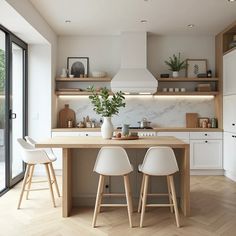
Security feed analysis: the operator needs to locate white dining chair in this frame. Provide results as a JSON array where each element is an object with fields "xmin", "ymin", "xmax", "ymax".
[
  {"xmin": 17, "ymin": 138, "xmax": 60, "ymax": 209},
  {"xmin": 92, "ymin": 146, "xmax": 133, "ymax": 228},
  {"xmin": 138, "ymin": 146, "xmax": 180, "ymax": 228}
]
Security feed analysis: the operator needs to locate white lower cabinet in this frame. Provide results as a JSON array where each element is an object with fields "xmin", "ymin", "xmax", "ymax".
[
  {"xmin": 223, "ymin": 132, "xmax": 236, "ymax": 181},
  {"xmin": 190, "ymin": 140, "xmax": 223, "ymax": 169}
]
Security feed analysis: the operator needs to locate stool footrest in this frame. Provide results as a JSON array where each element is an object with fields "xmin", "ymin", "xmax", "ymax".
[
  {"xmin": 24, "ymin": 188, "xmax": 49, "ymax": 192},
  {"xmin": 146, "ymin": 203, "xmax": 174, "ymax": 207},
  {"xmin": 103, "ymin": 193, "xmax": 126, "ymax": 197},
  {"xmin": 147, "ymin": 193, "xmax": 169, "ymax": 197},
  {"xmin": 100, "ymin": 204, "xmax": 127, "ymax": 207}
]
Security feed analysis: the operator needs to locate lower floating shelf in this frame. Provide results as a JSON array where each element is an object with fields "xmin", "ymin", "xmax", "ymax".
[{"xmin": 56, "ymin": 90, "xmax": 219, "ymax": 96}]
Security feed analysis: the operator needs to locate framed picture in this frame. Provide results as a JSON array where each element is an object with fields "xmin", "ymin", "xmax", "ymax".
[
  {"xmin": 198, "ymin": 117, "xmax": 209, "ymax": 128},
  {"xmin": 186, "ymin": 59, "xmax": 207, "ymax": 78},
  {"xmin": 67, "ymin": 57, "xmax": 89, "ymax": 77}
]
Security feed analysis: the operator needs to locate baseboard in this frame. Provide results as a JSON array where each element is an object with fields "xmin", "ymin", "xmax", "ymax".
[
  {"xmin": 224, "ymin": 170, "xmax": 236, "ymax": 182},
  {"xmin": 190, "ymin": 169, "xmax": 224, "ymax": 175}
]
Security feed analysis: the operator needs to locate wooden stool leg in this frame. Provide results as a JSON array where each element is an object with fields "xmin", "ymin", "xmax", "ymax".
[
  {"xmin": 17, "ymin": 164, "xmax": 31, "ymax": 209},
  {"xmin": 124, "ymin": 175, "xmax": 133, "ymax": 227},
  {"xmin": 140, "ymin": 174, "xmax": 149, "ymax": 228},
  {"xmin": 49, "ymin": 162, "xmax": 60, "ymax": 197},
  {"xmin": 92, "ymin": 175, "xmax": 105, "ymax": 227},
  {"xmin": 167, "ymin": 176, "xmax": 174, "ymax": 213},
  {"xmin": 138, "ymin": 174, "xmax": 145, "ymax": 213},
  {"xmin": 169, "ymin": 175, "xmax": 180, "ymax": 228},
  {"xmin": 45, "ymin": 163, "xmax": 56, "ymax": 208},
  {"xmin": 98, "ymin": 176, "xmax": 105, "ymax": 213},
  {"xmin": 26, "ymin": 165, "xmax": 35, "ymax": 200}
]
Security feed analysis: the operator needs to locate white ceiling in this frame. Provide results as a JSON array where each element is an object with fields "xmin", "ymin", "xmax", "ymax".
[
  {"xmin": 0, "ymin": 1, "xmax": 47, "ymax": 44},
  {"xmin": 30, "ymin": 0, "xmax": 236, "ymax": 36}
]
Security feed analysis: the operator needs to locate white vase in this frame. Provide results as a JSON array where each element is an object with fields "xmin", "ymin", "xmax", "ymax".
[
  {"xmin": 101, "ymin": 117, "xmax": 114, "ymax": 139},
  {"xmin": 172, "ymin": 71, "xmax": 179, "ymax": 78}
]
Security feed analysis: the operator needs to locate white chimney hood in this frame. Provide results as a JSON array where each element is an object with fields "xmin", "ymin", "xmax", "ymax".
[{"xmin": 111, "ymin": 32, "xmax": 158, "ymax": 94}]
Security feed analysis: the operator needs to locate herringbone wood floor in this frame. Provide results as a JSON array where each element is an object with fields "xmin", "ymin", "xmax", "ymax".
[{"xmin": 0, "ymin": 176, "xmax": 236, "ymax": 236}]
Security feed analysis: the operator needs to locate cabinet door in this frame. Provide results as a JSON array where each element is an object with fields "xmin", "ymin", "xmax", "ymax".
[
  {"xmin": 190, "ymin": 140, "xmax": 222, "ymax": 169},
  {"xmin": 223, "ymin": 49, "xmax": 236, "ymax": 95},
  {"xmin": 223, "ymin": 95, "xmax": 236, "ymax": 133},
  {"xmin": 223, "ymin": 132, "xmax": 236, "ymax": 174}
]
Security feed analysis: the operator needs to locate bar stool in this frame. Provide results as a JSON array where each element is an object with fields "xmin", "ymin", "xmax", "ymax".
[
  {"xmin": 138, "ymin": 147, "xmax": 180, "ymax": 228},
  {"xmin": 17, "ymin": 138, "xmax": 60, "ymax": 209},
  {"xmin": 92, "ymin": 146, "xmax": 133, "ymax": 228}
]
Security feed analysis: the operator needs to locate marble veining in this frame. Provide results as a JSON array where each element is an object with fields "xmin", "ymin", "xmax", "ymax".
[{"xmin": 58, "ymin": 96, "xmax": 215, "ymax": 128}]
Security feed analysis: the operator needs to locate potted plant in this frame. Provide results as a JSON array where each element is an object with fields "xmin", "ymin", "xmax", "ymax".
[
  {"xmin": 164, "ymin": 53, "xmax": 186, "ymax": 78},
  {"xmin": 88, "ymin": 86, "xmax": 126, "ymax": 139}
]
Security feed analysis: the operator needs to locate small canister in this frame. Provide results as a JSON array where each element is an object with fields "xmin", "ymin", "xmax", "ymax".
[
  {"xmin": 211, "ymin": 118, "xmax": 217, "ymax": 128},
  {"xmin": 122, "ymin": 124, "xmax": 130, "ymax": 136},
  {"xmin": 67, "ymin": 120, "xmax": 73, "ymax": 128}
]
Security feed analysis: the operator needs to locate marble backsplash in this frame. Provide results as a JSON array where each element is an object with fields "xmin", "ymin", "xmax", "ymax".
[{"xmin": 57, "ymin": 96, "xmax": 215, "ymax": 128}]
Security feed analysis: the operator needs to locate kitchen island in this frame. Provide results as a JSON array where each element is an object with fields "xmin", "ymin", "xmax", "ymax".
[{"xmin": 36, "ymin": 136, "xmax": 190, "ymax": 218}]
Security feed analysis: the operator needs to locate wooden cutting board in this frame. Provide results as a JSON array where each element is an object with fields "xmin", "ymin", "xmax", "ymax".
[
  {"xmin": 112, "ymin": 136, "xmax": 139, "ymax": 140},
  {"xmin": 58, "ymin": 104, "xmax": 76, "ymax": 128},
  {"xmin": 186, "ymin": 113, "xmax": 198, "ymax": 128}
]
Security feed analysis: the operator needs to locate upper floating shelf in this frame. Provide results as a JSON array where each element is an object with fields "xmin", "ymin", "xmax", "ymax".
[
  {"xmin": 56, "ymin": 77, "xmax": 111, "ymax": 82},
  {"xmin": 158, "ymin": 77, "xmax": 219, "ymax": 82}
]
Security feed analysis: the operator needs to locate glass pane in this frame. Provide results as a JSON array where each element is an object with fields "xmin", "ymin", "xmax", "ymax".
[
  {"xmin": 11, "ymin": 42, "xmax": 24, "ymax": 178},
  {"xmin": 0, "ymin": 30, "xmax": 6, "ymax": 191}
]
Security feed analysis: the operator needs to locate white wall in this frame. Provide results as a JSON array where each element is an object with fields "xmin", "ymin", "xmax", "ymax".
[
  {"xmin": 28, "ymin": 45, "xmax": 51, "ymax": 139},
  {"xmin": 57, "ymin": 34, "xmax": 216, "ymax": 127},
  {"xmin": 57, "ymin": 35, "xmax": 120, "ymax": 77},
  {"xmin": 148, "ymin": 35, "xmax": 215, "ymax": 77}
]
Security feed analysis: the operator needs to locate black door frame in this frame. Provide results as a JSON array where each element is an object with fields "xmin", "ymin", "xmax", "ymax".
[{"xmin": 0, "ymin": 24, "xmax": 28, "ymax": 195}]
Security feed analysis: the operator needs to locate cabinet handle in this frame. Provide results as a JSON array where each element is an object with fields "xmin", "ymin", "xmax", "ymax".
[
  {"xmin": 205, "ymin": 140, "xmax": 208, "ymax": 143},
  {"xmin": 232, "ymin": 135, "xmax": 236, "ymax": 138},
  {"xmin": 204, "ymin": 133, "xmax": 207, "ymax": 136},
  {"xmin": 232, "ymin": 123, "xmax": 235, "ymax": 126},
  {"xmin": 86, "ymin": 134, "xmax": 88, "ymax": 136}
]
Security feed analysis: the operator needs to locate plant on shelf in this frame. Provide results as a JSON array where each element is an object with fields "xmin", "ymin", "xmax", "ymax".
[
  {"xmin": 164, "ymin": 53, "xmax": 186, "ymax": 78},
  {"xmin": 88, "ymin": 86, "xmax": 126, "ymax": 139}
]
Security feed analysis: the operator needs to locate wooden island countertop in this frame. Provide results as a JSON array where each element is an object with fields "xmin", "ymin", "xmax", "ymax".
[{"xmin": 35, "ymin": 136, "xmax": 190, "ymax": 218}]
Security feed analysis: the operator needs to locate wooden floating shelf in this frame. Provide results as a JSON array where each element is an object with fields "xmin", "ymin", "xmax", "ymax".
[
  {"xmin": 156, "ymin": 91, "xmax": 219, "ymax": 96},
  {"xmin": 56, "ymin": 91, "xmax": 218, "ymax": 96},
  {"xmin": 56, "ymin": 91, "xmax": 114, "ymax": 96},
  {"xmin": 158, "ymin": 77, "xmax": 219, "ymax": 82},
  {"xmin": 56, "ymin": 77, "xmax": 111, "ymax": 82}
]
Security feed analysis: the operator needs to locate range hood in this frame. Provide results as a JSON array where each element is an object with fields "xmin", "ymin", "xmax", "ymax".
[{"xmin": 111, "ymin": 32, "xmax": 158, "ymax": 94}]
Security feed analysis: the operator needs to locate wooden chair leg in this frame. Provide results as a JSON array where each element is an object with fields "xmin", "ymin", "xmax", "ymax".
[
  {"xmin": 97, "ymin": 176, "xmax": 105, "ymax": 213},
  {"xmin": 45, "ymin": 163, "xmax": 56, "ymax": 208},
  {"xmin": 140, "ymin": 174, "xmax": 149, "ymax": 228},
  {"xmin": 169, "ymin": 175, "xmax": 180, "ymax": 228},
  {"xmin": 92, "ymin": 175, "xmax": 105, "ymax": 227},
  {"xmin": 167, "ymin": 176, "xmax": 174, "ymax": 213},
  {"xmin": 26, "ymin": 165, "xmax": 35, "ymax": 200},
  {"xmin": 124, "ymin": 175, "xmax": 133, "ymax": 228},
  {"xmin": 138, "ymin": 174, "xmax": 145, "ymax": 213},
  {"xmin": 49, "ymin": 162, "xmax": 60, "ymax": 197},
  {"xmin": 17, "ymin": 164, "xmax": 31, "ymax": 209}
]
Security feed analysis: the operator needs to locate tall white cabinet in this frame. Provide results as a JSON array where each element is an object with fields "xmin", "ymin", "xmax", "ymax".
[{"xmin": 223, "ymin": 49, "xmax": 236, "ymax": 181}]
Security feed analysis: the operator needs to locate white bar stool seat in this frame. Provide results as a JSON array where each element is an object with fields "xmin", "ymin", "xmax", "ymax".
[
  {"xmin": 138, "ymin": 147, "xmax": 180, "ymax": 228},
  {"xmin": 92, "ymin": 146, "xmax": 133, "ymax": 228},
  {"xmin": 17, "ymin": 138, "xmax": 60, "ymax": 209}
]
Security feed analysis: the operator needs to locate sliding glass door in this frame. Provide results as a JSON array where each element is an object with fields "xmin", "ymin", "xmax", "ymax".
[
  {"xmin": 0, "ymin": 29, "xmax": 6, "ymax": 192},
  {"xmin": 9, "ymin": 36, "xmax": 27, "ymax": 185},
  {"xmin": 0, "ymin": 25, "xmax": 27, "ymax": 194}
]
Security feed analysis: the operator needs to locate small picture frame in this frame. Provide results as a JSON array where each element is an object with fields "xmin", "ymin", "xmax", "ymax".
[
  {"xmin": 186, "ymin": 59, "xmax": 207, "ymax": 78},
  {"xmin": 198, "ymin": 117, "xmax": 209, "ymax": 128},
  {"xmin": 67, "ymin": 57, "xmax": 89, "ymax": 77}
]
